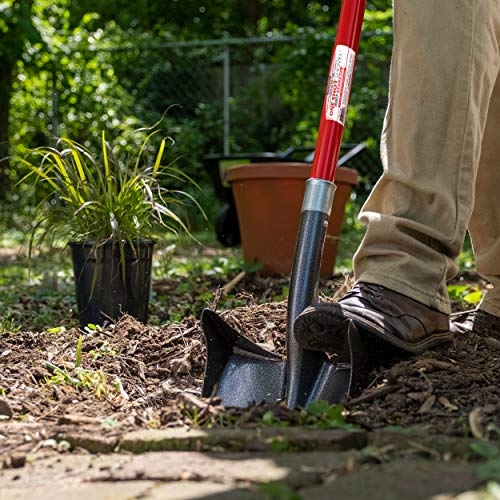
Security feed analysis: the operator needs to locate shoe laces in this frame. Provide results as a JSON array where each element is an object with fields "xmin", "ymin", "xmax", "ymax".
[
  {"xmin": 343, "ymin": 283, "xmax": 384, "ymax": 301},
  {"xmin": 449, "ymin": 309, "xmax": 477, "ymax": 322}
]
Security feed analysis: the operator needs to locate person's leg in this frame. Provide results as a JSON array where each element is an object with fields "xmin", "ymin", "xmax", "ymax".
[
  {"xmin": 295, "ymin": 0, "xmax": 500, "ymax": 354},
  {"xmin": 353, "ymin": 0, "xmax": 500, "ymax": 314},
  {"xmin": 468, "ymin": 73, "xmax": 500, "ymax": 316},
  {"xmin": 451, "ymin": 71, "xmax": 500, "ymax": 335}
]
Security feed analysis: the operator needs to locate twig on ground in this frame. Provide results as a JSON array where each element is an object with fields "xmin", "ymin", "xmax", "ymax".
[
  {"xmin": 223, "ymin": 271, "xmax": 246, "ymax": 296},
  {"xmin": 349, "ymin": 384, "xmax": 402, "ymax": 405}
]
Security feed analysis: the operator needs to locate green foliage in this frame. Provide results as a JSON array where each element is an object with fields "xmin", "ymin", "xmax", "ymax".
[
  {"xmin": 217, "ymin": 7, "xmax": 392, "ymax": 197},
  {"xmin": 19, "ymin": 127, "xmax": 204, "ymax": 255},
  {"xmin": 70, "ymin": 0, "xmax": 344, "ymax": 38},
  {"xmin": 258, "ymin": 481, "xmax": 302, "ymax": 500},
  {"xmin": 260, "ymin": 401, "xmax": 357, "ymax": 430},
  {"xmin": 8, "ymin": 0, "xmax": 144, "ymax": 198},
  {"xmin": 471, "ymin": 441, "xmax": 500, "ymax": 482},
  {"xmin": 75, "ymin": 334, "xmax": 83, "ymax": 368},
  {"xmin": 44, "ymin": 362, "xmax": 113, "ymax": 399},
  {"xmin": 0, "ymin": 313, "xmax": 21, "ymax": 334},
  {"xmin": 43, "ymin": 334, "xmax": 122, "ymax": 399},
  {"xmin": 303, "ymin": 400, "xmax": 354, "ymax": 429},
  {"xmin": 4, "ymin": 0, "xmax": 394, "ymax": 219},
  {"xmin": 448, "ymin": 284, "xmax": 483, "ymax": 306},
  {"xmin": 0, "ymin": 1, "xmax": 42, "ymax": 64}
]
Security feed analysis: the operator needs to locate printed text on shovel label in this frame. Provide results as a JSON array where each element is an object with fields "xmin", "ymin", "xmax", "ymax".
[{"xmin": 325, "ymin": 44, "xmax": 356, "ymax": 125}]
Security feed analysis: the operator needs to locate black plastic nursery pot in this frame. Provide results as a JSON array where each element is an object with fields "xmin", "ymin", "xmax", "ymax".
[{"xmin": 70, "ymin": 240, "xmax": 155, "ymax": 327}]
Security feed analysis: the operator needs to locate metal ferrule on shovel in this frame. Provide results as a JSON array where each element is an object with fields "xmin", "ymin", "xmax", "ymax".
[{"xmin": 201, "ymin": 0, "xmax": 368, "ymax": 409}]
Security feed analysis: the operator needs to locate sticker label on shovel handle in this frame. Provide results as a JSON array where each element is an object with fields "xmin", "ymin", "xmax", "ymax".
[{"xmin": 325, "ymin": 44, "xmax": 356, "ymax": 125}]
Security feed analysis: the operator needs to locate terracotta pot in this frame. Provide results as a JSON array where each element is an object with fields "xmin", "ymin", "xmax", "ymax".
[{"xmin": 225, "ymin": 163, "xmax": 358, "ymax": 276}]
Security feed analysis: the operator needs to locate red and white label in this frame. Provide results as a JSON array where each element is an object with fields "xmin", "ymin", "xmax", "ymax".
[{"xmin": 325, "ymin": 44, "xmax": 356, "ymax": 125}]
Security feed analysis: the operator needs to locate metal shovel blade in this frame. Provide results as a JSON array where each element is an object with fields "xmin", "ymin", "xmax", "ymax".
[
  {"xmin": 201, "ymin": 308, "xmax": 364, "ymax": 408},
  {"xmin": 201, "ymin": 308, "xmax": 285, "ymax": 407}
]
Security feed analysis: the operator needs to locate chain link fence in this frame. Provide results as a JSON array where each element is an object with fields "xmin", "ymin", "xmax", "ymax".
[{"xmin": 45, "ymin": 33, "xmax": 392, "ymax": 163}]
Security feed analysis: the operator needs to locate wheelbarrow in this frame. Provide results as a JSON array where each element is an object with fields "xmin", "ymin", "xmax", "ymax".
[{"xmin": 201, "ymin": 0, "xmax": 370, "ymax": 408}]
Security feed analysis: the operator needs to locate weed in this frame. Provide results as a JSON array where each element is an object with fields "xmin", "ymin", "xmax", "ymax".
[
  {"xmin": 259, "ymin": 401, "xmax": 358, "ymax": 430},
  {"xmin": 46, "ymin": 326, "xmax": 67, "ymax": 334},
  {"xmin": 303, "ymin": 400, "xmax": 352, "ymax": 429},
  {"xmin": 75, "ymin": 335, "xmax": 83, "ymax": 368},
  {"xmin": 0, "ymin": 313, "xmax": 21, "ymax": 334},
  {"xmin": 272, "ymin": 286, "xmax": 290, "ymax": 302},
  {"xmin": 471, "ymin": 441, "xmax": 500, "ymax": 481},
  {"xmin": 261, "ymin": 410, "xmax": 291, "ymax": 428},
  {"xmin": 84, "ymin": 323, "xmax": 104, "ymax": 334},
  {"xmin": 270, "ymin": 437, "xmax": 298, "ymax": 453},
  {"xmin": 76, "ymin": 369, "xmax": 110, "ymax": 399},
  {"xmin": 43, "ymin": 335, "xmax": 119, "ymax": 400},
  {"xmin": 88, "ymin": 341, "xmax": 117, "ymax": 361},
  {"xmin": 258, "ymin": 482, "xmax": 302, "ymax": 500},
  {"xmin": 44, "ymin": 361, "xmax": 116, "ymax": 400}
]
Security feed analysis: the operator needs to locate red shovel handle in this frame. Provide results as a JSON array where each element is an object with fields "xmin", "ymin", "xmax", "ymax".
[{"xmin": 311, "ymin": 0, "xmax": 366, "ymax": 182}]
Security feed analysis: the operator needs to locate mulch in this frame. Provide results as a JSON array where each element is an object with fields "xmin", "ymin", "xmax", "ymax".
[{"xmin": 1, "ymin": 272, "xmax": 499, "ymax": 461}]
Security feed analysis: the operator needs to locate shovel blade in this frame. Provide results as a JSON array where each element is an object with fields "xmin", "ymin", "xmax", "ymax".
[
  {"xmin": 200, "ymin": 309, "xmax": 360, "ymax": 408},
  {"xmin": 201, "ymin": 308, "xmax": 285, "ymax": 407},
  {"xmin": 215, "ymin": 353, "xmax": 286, "ymax": 407}
]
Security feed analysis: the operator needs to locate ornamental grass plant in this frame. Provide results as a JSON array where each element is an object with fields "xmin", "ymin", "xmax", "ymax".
[{"xmin": 19, "ymin": 127, "xmax": 203, "ymax": 266}]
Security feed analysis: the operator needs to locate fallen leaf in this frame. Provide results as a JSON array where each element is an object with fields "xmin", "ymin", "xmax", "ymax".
[
  {"xmin": 0, "ymin": 399, "xmax": 13, "ymax": 418},
  {"xmin": 418, "ymin": 395, "xmax": 436, "ymax": 413},
  {"xmin": 469, "ymin": 408, "xmax": 485, "ymax": 439},
  {"xmin": 438, "ymin": 396, "xmax": 459, "ymax": 411}
]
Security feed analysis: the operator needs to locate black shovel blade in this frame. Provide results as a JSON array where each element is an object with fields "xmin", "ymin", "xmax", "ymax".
[
  {"xmin": 200, "ymin": 309, "xmax": 364, "ymax": 408},
  {"xmin": 201, "ymin": 308, "xmax": 285, "ymax": 407}
]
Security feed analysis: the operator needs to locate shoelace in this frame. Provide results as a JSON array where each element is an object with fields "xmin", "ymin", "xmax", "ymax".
[
  {"xmin": 449, "ymin": 309, "xmax": 476, "ymax": 321},
  {"xmin": 343, "ymin": 283, "xmax": 383, "ymax": 300}
]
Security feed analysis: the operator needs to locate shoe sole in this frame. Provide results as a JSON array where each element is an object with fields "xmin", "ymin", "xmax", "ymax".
[{"xmin": 294, "ymin": 303, "xmax": 454, "ymax": 355}]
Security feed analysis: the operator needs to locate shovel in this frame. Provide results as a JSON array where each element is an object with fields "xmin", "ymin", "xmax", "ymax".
[{"xmin": 201, "ymin": 0, "xmax": 368, "ymax": 408}]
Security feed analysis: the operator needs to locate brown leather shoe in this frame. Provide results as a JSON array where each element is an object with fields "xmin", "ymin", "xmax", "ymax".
[
  {"xmin": 450, "ymin": 309, "xmax": 500, "ymax": 336},
  {"xmin": 294, "ymin": 282, "xmax": 453, "ymax": 355}
]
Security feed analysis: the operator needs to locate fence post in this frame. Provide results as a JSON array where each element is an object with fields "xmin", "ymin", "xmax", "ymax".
[
  {"xmin": 51, "ymin": 67, "xmax": 60, "ymax": 146},
  {"xmin": 223, "ymin": 44, "xmax": 230, "ymax": 155}
]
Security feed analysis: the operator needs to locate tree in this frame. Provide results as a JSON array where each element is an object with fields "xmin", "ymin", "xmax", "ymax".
[{"xmin": 0, "ymin": 0, "xmax": 41, "ymax": 199}]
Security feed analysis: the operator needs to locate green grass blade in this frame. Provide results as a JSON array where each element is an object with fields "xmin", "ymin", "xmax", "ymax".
[
  {"xmin": 152, "ymin": 137, "xmax": 166, "ymax": 177},
  {"xmin": 18, "ymin": 159, "xmax": 61, "ymax": 192},
  {"xmin": 102, "ymin": 131, "xmax": 113, "ymax": 194},
  {"xmin": 75, "ymin": 335, "xmax": 83, "ymax": 368}
]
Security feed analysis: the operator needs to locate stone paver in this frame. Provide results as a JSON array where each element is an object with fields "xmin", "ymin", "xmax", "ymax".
[
  {"xmin": 88, "ymin": 450, "xmax": 352, "ymax": 487},
  {"xmin": 301, "ymin": 458, "xmax": 482, "ymax": 500},
  {"xmin": 117, "ymin": 427, "xmax": 367, "ymax": 453},
  {"xmin": 1, "ymin": 454, "xmax": 129, "ymax": 486},
  {"xmin": 0, "ymin": 481, "xmax": 155, "ymax": 500},
  {"xmin": 1, "ymin": 427, "xmax": 491, "ymax": 500},
  {"xmin": 146, "ymin": 481, "xmax": 255, "ymax": 499}
]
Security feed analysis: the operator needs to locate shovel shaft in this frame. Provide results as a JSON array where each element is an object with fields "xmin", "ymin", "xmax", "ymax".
[
  {"xmin": 286, "ymin": 178, "xmax": 337, "ymax": 407},
  {"xmin": 311, "ymin": 0, "xmax": 366, "ymax": 182},
  {"xmin": 286, "ymin": 0, "xmax": 366, "ymax": 408}
]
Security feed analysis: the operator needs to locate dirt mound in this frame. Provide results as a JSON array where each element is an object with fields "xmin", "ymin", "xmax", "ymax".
[{"xmin": 1, "ymin": 286, "xmax": 499, "ymax": 457}]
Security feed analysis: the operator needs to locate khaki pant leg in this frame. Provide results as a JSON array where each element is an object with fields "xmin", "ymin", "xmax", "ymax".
[
  {"xmin": 469, "ymin": 72, "xmax": 500, "ymax": 316},
  {"xmin": 353, "ymin": 0, "xmax": 500, "ymax": 314}
]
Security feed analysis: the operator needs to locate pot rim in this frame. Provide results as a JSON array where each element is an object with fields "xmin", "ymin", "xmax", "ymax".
[
  {"xmin": 69, "ymin": 239, "xmax": 156, "ymax": 247},
  {"xmin": 224, "ymin": 162, "xmax": 358, "ymax": 185}
]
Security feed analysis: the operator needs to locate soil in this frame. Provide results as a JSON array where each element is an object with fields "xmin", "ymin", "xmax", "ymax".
[{"xmin": 1, "ymin": 272, "xmax": 499, "ymax": 464}]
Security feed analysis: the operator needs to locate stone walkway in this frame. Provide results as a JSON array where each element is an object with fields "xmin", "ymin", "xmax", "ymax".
[{"xmin": 0, "ymin": 426, "xmax": 496, "ymax": 500}]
